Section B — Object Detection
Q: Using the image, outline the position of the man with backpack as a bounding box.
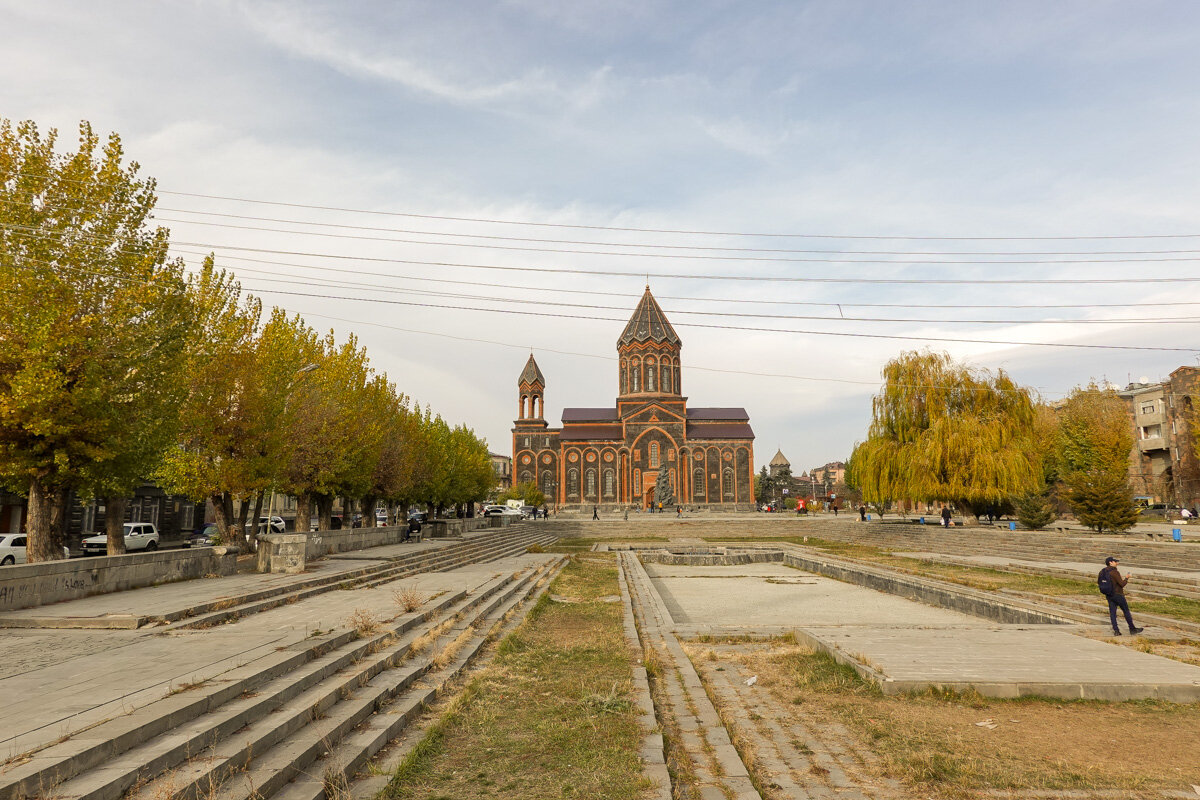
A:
[1098,556,1144,636]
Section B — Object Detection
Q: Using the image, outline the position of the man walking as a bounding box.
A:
[1099,556,1144,636]
[592,505,599,520]
[941,506,952,527]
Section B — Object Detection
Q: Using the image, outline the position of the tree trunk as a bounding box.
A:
[105,496,128,555]
[250,490,265,551]
[210,492,232,544]
[317,495,332,531]
[361,494,377,527]
[26,477,64,562]
[295,493,312,534]
[51,487,70,554]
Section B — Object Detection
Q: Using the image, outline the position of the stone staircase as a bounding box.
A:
[166,526,559,630]
[0,552,565,800]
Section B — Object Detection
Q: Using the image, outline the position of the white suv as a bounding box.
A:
[81,523,160,556]
[0,534,70,565]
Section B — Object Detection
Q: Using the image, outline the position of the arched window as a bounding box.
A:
[662,358,672,393]
[586,469,596,497]
[620,359,627,393]
[634,469,641,494]
[604,470,614,497]
[723,468,735,500]
[674,365,681,394]
[693,468,705,500]
[568,468,579,497]
[540,469,554,497]
[631,358,641,391]
[646,358,657,392]
[650,442,660,468]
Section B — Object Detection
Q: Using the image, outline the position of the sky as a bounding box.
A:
[4,1,1200,472]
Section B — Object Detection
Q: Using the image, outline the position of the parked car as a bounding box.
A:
[81,523,159,556]
[407,511,429,525]
[484,506,523,518]
[184,522,220,548]
[1137,503,1184,520]
[0,534,70,565]
[375,508,388,525]
[244,516,286,534]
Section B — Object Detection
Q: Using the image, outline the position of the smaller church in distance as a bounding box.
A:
[512,287,755,511]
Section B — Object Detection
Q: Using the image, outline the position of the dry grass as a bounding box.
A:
[704,640,1200,795]
[391,584,426,613]
[383,555,648,800]
[345,608,382,637]
[429,625,476,670]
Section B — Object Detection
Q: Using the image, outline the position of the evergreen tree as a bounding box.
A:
[1015,493,1056,530]
[1066,470,1138,533]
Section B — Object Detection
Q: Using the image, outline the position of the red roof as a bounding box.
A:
[559,424,624,441]
[685,422,755,440]
[561,407,618,422]
[687,408,748,420]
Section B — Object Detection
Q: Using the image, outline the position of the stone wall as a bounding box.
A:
[0,548,237,612]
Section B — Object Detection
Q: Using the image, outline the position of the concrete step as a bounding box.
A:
[239,557,565,800]
[126,558,562,800]
[166,530,556,631]
[31,562,553,800]
[0,566,521,800]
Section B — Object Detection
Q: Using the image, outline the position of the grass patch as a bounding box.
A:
[705,535,1099,596]
[1138,595,1200,624]
[383,554,650,800]
[728,643,1200,795]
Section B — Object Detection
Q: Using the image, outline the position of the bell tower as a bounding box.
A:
[515,353,547,427]
[616,286,683,400]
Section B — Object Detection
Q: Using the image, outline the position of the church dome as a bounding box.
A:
[617,287,681,348]
[518,354,544,387]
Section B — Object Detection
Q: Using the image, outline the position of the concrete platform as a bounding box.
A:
[805,625,1200,702]
[645,562,981,631]
[642,560,1200,702]
[894,551,1200,583]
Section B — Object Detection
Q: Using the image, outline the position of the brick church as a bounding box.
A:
[512,287,755,511]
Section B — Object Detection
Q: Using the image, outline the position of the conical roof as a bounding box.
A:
[769,449,790,467]
[618,287,681,347]
[518,354,544,386]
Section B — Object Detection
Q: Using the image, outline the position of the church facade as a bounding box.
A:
[512,288,755,511]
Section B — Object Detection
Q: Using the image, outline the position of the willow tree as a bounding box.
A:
[848,350,1041,522]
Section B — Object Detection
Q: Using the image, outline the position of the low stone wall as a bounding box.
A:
[0,548,238,612]
[305,525,407,559]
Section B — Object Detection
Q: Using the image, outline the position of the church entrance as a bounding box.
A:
[643,471,657,509]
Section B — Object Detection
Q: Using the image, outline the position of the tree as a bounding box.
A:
[654,470,675,507]
[848,350,1041,522]
[156,258,262,546]
[499,481,545,508]
[1066,470,1137,533]
[1015,492,1056,530]
[754,467,775,507]
[1054,384,1136,532]
[0,119,192,560]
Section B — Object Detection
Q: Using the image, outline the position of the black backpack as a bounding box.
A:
[1097,568,1114,596]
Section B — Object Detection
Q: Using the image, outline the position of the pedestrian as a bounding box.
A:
[859,505,867,522]
[405,515,420,542]
[623,506,629,521]
[676,505,682,518]
[592,505,599,520]
[831,500,838,516]
[1099,556,1144,636]
[1182,507,1193,521]
[941,507,952,528]
[658,502,663,513]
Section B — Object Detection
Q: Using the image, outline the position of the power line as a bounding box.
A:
[9,222,1200,285]
[146,187,1200,241]
[150,216,1200,265]
[175,248,1200,311]
[209,260,1200,326]
[223,284,1200,352]
[140,206,1200,257]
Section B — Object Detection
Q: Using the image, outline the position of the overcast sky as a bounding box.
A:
[5,1,1200,471]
